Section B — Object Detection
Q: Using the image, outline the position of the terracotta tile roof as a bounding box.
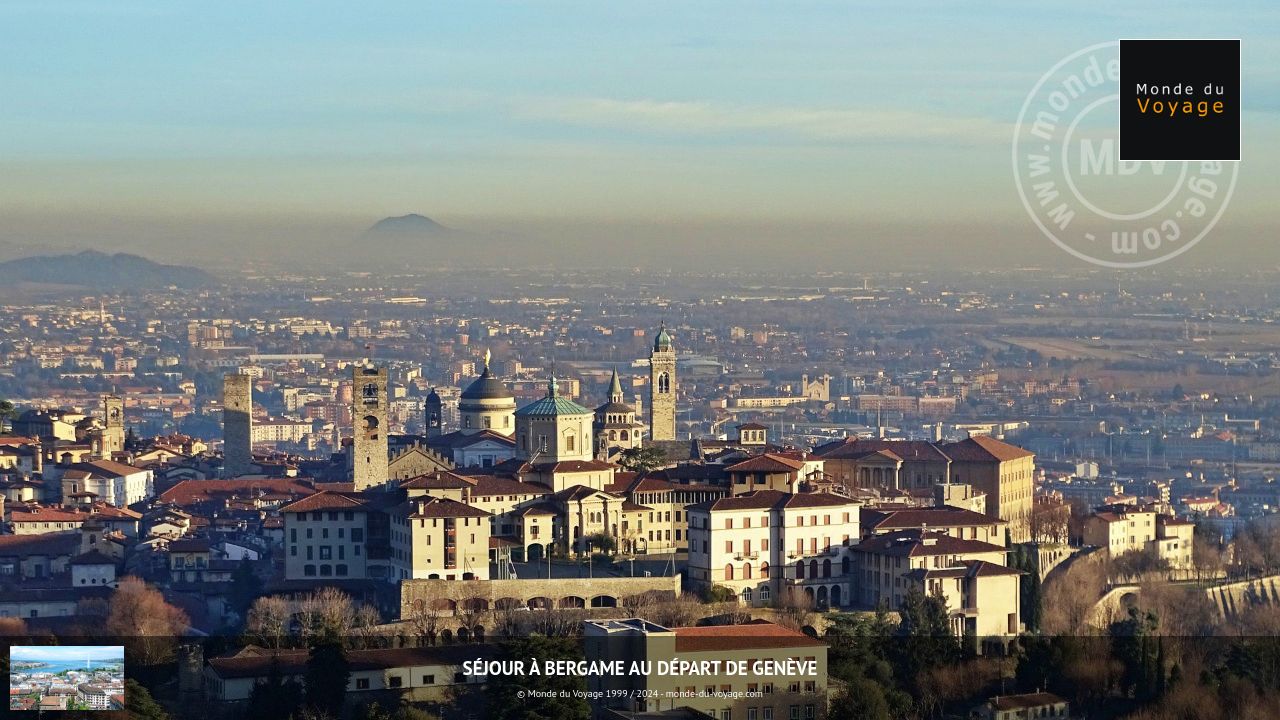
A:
[69,549,116,566]
[63,459,148,477]
[862,507,1004,532]
[0,533,79,557]
[942,435,1034,462]
[813,438,946,462]
[157,479,316,506]
[854,529,1007,558]
[672,620,825,653]
[725,454,805,473]
[10,507,89,523]
[279,491,367,514]
[694,490,855,513]
[526,460,615,474]
[467,475,550,497]
[409,497,491,519]
[400,471,474,490]
[207,645,491,679]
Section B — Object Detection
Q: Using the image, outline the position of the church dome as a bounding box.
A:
[460,367,511,401]
[515,376,591,417]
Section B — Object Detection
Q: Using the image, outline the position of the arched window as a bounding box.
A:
[760,561,769,578]
[823,559,832,578]
[657,372,670,394]
[362,383,378,399]
[809,559,818,578]
[743,562,753,579]
[620,430,629,440]
[841,556,851,575]
[725,564,734,581]
[795,561,805,580]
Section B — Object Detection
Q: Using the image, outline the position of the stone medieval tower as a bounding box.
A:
[352,364,389,490]
[221,374,253,477]
[648,323,677,441]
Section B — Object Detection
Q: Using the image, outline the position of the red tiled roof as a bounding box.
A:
[725,454,805,473]
[673,621,825,653]
[942,435,1034,462]
[698,490,855,513]
[400,471,474,490]
[854,529,1007,558]
[157,479,316,506]
[863,507,1004,532]
[409,497,491,519]
[467,475,550,497]
[63,459,148,477]
[280,491,367,514]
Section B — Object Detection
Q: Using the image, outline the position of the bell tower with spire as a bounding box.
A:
[649,322,677,441]
[594,367,642,459]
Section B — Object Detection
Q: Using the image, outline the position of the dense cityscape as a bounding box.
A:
[2,264,1280,719]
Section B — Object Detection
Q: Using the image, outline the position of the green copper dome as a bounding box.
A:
[515,375,592,417]
[654,323,673,351]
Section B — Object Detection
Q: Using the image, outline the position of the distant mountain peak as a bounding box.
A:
[0,250,215,289]
[367,214,450,234]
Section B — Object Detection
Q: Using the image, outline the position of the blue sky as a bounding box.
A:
[0,1,1276,266]
[10,645,123,663]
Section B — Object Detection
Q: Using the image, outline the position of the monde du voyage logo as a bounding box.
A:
[1013,40,1240,268]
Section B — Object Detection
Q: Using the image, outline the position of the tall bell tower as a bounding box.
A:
[648,323,677,441]
[352,364,389,491]
[101,394,125,458]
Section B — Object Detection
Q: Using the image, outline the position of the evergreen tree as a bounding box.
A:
[894,588,960,694]
[245,655,301,720]
[125,679,169,720]
[487,636,590,720]
[304,642,351,717]
[228,558,263,620]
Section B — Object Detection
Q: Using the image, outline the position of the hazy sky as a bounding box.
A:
[1,1,1277,269]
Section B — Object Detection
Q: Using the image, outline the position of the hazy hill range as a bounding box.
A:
[0,250,216,288]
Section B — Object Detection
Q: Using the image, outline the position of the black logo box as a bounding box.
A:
[1119,39,1240,161]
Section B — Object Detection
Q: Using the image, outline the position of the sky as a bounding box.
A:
[10,645,124,663]
[0,1,1277,270]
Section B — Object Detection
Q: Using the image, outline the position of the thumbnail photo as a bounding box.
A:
[8,646,125,712]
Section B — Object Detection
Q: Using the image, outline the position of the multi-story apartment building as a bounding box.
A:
[813,436,1036,541]
[1082,505,1195,570]
[851,529,1008,609]
[280,492,378,581]
[388,496,491,581]
[687,489,860,608]
[905,560,1022,644]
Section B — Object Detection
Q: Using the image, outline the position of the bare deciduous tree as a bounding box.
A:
[106,577,191,665]
[246,595,293,649]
